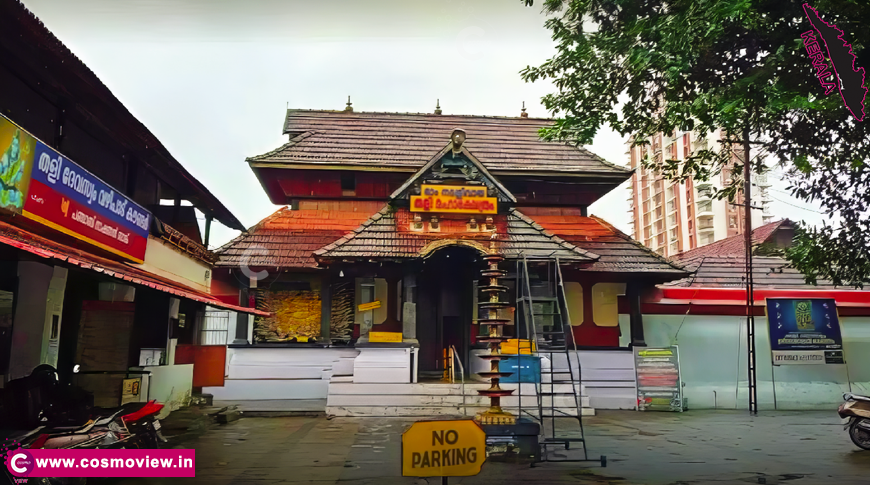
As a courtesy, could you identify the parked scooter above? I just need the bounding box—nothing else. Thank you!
[838,393,870,450]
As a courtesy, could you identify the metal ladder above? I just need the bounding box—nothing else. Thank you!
[517,255,604,465]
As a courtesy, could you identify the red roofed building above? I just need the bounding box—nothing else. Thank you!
[209,107,870,414]
[209,107,694,413]
[634,220,870,410]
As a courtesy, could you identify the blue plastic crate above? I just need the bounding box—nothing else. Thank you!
[498,355,541,383]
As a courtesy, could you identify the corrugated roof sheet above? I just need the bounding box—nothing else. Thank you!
[0,220,267,315]
[214,201,385,269]
[247,110,632,176]
[519,207,689,275]
[313,207,598,262]
[1,0,244,230]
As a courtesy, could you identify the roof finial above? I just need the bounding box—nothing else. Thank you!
[435,99,442,115]
[345,96,353,112]
[520,101,528,118]
[451,129,467,154]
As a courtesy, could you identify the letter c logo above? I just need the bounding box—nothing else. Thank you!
[9,451,34,476]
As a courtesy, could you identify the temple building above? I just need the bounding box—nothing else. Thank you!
[208,107,690,414]
[208,107,870,414]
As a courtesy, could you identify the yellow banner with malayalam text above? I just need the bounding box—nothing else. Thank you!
[410,184,497,214]
[369,331,403,343]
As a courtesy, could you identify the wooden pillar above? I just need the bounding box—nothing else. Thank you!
[203,215,213,248]
[380,271,402,333]
[172,195,181,225]
[233,287,250,344]
[627,282,646,347]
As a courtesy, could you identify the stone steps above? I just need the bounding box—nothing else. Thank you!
[325,380,594,417]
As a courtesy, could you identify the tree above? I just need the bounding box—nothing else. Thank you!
[521,0,870,287]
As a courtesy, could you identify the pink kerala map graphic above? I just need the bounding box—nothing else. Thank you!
[802,3,868,121]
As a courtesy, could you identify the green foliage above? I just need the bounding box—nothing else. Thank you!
[522,0,870,287]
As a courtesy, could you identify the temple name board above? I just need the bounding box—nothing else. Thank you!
[410,184,496,214]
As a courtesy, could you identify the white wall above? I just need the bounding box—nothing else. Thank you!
[203,347,360,403]
[8,262,63,380]
[139,236,212,293]
[643,314,869,410]
[140,364,194,417]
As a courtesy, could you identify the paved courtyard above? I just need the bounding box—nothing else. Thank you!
[127,410,870,485]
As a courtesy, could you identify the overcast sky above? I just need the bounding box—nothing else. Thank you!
[21,0,826,248]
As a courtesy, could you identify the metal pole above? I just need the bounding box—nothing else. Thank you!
[743,127,758,415]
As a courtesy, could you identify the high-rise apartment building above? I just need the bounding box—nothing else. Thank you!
[627,129,773,257]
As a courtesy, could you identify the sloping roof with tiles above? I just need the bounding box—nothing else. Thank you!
[313,207,598,262]
[0,0,243,230]
[520,207,689,276]
[214,201,385,269]
[675,219,789,263]
[665,219,839,288]
[247,110,632,176]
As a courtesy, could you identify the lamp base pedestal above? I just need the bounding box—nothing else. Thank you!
[482,419,541,463]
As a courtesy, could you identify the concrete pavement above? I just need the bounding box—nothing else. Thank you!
[123,410,870,485]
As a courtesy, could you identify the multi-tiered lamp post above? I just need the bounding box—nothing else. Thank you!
[474,245,516,426]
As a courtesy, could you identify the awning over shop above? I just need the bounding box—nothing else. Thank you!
[0,220,267,316]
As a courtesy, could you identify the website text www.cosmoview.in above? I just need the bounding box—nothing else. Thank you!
[5,449,195,478]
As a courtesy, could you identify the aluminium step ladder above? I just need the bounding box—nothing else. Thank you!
[516,255,605,466]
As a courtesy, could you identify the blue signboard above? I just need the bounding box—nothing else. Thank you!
[29,141,151,238]
[766,298,842,351]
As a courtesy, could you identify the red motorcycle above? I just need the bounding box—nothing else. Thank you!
[838,393,870,450]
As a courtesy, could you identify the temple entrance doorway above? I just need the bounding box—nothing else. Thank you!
[416,246,481,378]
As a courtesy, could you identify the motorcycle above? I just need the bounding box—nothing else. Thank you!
[838,392,870,450]
[2,366,167,485]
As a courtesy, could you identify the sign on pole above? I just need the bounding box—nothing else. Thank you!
[766,298,845,365]
[402,419,486,477]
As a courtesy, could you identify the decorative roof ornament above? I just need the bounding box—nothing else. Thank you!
[435,99,442,115]
[520,101,528,118]
[345,96,353,112]
[451,128,466,155]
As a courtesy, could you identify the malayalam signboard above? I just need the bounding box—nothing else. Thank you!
[369,331,402,343]
[358,300,381,312]
[410,184,497,214]
[766,298,844,365]
[402,419,486,477]
[0,114,151,263]
[634,346,684,412]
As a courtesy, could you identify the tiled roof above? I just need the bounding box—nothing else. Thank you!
[313,208,598,262]
[675,219,789,262]
[519,207,689,276]
[665,255,838,289]
[247,110,632,176]
[214,201,385,269]
[667,219,837,288]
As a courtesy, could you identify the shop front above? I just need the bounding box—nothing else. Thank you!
[0,113,263,414]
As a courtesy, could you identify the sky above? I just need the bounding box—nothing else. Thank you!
[20,0,827,248]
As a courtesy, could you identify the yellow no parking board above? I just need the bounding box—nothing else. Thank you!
[402,419,486,477]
